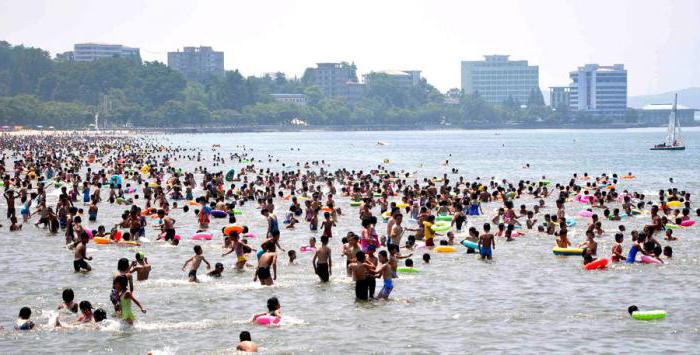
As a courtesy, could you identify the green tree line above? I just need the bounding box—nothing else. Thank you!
[0,40,625,128]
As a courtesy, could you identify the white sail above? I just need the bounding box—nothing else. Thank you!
[664,94,682,147]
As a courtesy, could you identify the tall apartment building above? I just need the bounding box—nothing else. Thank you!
[461,55,539,105]
[167,46,225,80]
[72,43,141,63]
[304,62,359,97]
[569,64,627,118]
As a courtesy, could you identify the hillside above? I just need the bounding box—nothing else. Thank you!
[628,87,700,108]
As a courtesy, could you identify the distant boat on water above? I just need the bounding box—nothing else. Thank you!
[650,94,685,151]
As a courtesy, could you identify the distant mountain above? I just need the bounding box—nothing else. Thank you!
[628,87,700,109]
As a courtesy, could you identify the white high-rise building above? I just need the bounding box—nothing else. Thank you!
[461,55,539,105]
[569,64,627,118]
[73,43,141,62]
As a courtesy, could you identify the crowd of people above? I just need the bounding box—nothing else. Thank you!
[2,132,697,351]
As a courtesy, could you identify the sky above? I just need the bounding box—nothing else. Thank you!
[1,0,698,96]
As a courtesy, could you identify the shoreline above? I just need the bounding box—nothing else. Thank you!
[6,121,699,135]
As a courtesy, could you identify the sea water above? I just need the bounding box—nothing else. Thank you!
[1,128,699,354]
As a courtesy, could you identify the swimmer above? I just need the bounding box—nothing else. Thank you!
[312,235,332,282]
[478,223,495,260]
[130,252,152,281]
[611,233,624,262]
[254,243,277,286]
[252,296,281,323]
[57,288,79,313]
[113,275,146,325]
[287,250,297,265]
[73,231,92,272]
[348,251,375,301]
[15,307,34,330]
[236,331,258,352]
[375,250,393,299]
[208,262,224,277]
[182,245,211,282]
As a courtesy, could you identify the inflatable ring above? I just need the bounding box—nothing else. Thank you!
[461,240,478,249]
[191,233,213,240]
[434,246,456,253]
[667,201,682,208]
[681,220,695,227]
[93,237,110,245]
[583,258,609,270]
[553,247,583,256]
[255,315,280,326]
[397,267,420,273]
[224,225,244,236]
[632,310,666,320]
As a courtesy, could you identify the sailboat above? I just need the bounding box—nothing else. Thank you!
[650,94,685,151]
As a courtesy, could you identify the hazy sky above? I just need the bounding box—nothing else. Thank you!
[1,0,698,95]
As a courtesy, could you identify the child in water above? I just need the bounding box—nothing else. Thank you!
[611,233,624,262]
[375,250,394,299]
[252,297,281,323]
[208,262,224,277]
[57,288,79,313]
[182,245,211,282]
[236,331,258,352]
[15,307,34,330]
[113,275,146,325]
[287,250,297,265]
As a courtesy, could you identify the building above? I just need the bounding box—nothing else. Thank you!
[304,62,359,97]
[167,46,224,80]
[344,82,367,103]
[549,86,571,109]
[569,64,627,118]
[363,70,422,88]
[270,94,306,106]
[638,104,696,124]
[72,43,141,63]
[461,55,539,105]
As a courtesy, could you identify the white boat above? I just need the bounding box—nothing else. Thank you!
[650,94,685,151]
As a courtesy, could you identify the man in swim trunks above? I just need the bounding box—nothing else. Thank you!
[312,235,332,282]
[478,223,495,260]
[348,251,375,301]
[159,210,176,242]
[73,232,92,272]
[254,244,277,286]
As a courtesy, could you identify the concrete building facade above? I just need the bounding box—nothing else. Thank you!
[167,46,224,80]
[569,64,627,118]
[363,70,422,88]
[304,62,359,97]
[72,43,141,63]
[461,55,539,105]
[549,86,571,109]
[638,104,696,124]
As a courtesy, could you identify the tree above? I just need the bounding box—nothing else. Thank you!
[527,88,545,107]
